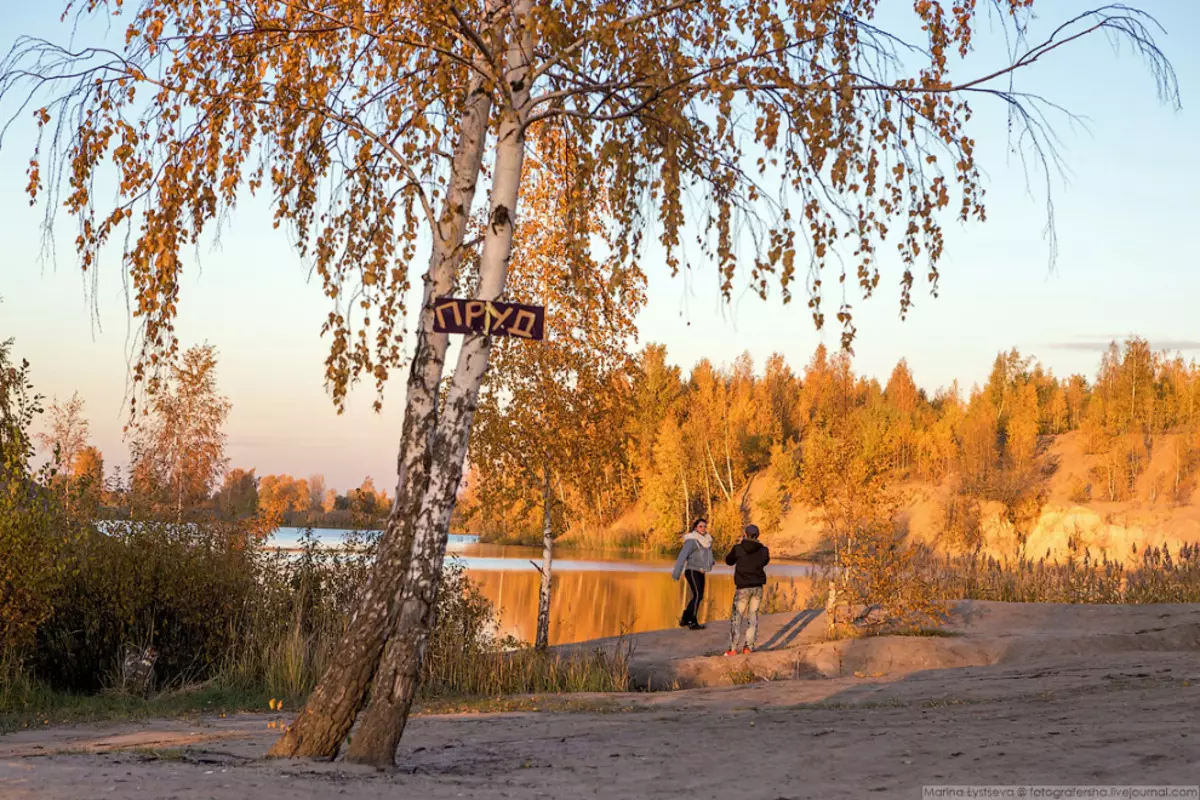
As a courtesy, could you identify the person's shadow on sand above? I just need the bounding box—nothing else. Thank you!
[757,609,822,651]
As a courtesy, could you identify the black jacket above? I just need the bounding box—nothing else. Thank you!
[725,539,770,588]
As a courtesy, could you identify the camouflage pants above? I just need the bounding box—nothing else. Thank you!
[729,586,764,650]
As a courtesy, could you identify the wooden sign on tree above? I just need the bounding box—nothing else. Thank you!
[432,298,545,340]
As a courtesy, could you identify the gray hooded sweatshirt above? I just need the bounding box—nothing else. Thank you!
[671,530,715,579]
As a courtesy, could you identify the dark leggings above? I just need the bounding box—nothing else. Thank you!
[681,569,706,625]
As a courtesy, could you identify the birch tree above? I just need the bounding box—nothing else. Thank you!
[470,129,643,648]
[128,344,231,516]
[0,0,1177,768]
[36,393,90,476]
[36,392,91,514]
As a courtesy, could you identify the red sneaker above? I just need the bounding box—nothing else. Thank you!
[723,649,737,657]
[742,646,754,655]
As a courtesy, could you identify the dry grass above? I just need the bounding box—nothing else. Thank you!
[807,540,1200,641]
[0,676,277,734]
[423,644,631,698]
[725,664,757,685]
[920,543,1200,604]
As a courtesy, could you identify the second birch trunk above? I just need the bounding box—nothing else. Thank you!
[535,468,554,650]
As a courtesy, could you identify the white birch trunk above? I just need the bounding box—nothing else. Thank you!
[343,0,535,766]
[535,468,554,649]
[706,440,732,502]
[266,22,496,760]
[724,410,735,501]
[703,460,713,522]
[681,463,690,529]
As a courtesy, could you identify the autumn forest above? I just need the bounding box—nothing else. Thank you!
[28,334,1199,563]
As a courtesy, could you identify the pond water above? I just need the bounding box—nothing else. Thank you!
[267,527,819,646]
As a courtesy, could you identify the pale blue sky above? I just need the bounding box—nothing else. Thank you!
[1,2,1197,491]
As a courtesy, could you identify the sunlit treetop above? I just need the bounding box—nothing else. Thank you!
[0,0,1177,410]
[471,123,645,491]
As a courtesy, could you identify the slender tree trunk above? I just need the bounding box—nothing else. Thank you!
[266,39,495,760]
[175,432,184,521]
[681,463,690,528]
[1176,449,1182,501]
[535,468,554,650]
[679,465,686,530]
[826,520,845,635]
[341,5,533,766]
[1130,364,1138,435]
[703,462,713,523]
[705,441,731,501]
[825,578,839,635]
[724,409,735,496]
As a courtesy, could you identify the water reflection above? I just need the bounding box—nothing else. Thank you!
[266,528,817,646]
[268,527,480,551]
[461,551,817,646]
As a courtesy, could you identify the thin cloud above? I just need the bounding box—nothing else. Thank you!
[1044,338,1200,353]
[1156,340,1200,352]
[1044,340,1123,352]
[227,435,349,450]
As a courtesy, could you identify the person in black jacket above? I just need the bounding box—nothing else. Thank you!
[724,524,770,655]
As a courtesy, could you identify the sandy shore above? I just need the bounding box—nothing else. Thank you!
[3,601,1199,799]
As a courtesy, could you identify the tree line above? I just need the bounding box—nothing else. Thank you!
[32,344,394,531]
[463,337,1200,553]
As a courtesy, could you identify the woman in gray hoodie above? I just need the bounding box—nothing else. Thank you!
[671,517,715,630]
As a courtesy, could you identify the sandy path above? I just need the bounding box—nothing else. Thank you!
[3,602,1199,799]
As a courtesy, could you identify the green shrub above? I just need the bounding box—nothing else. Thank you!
[1,338,67,657]
[0,480,68,657]
[31,520,263,691]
